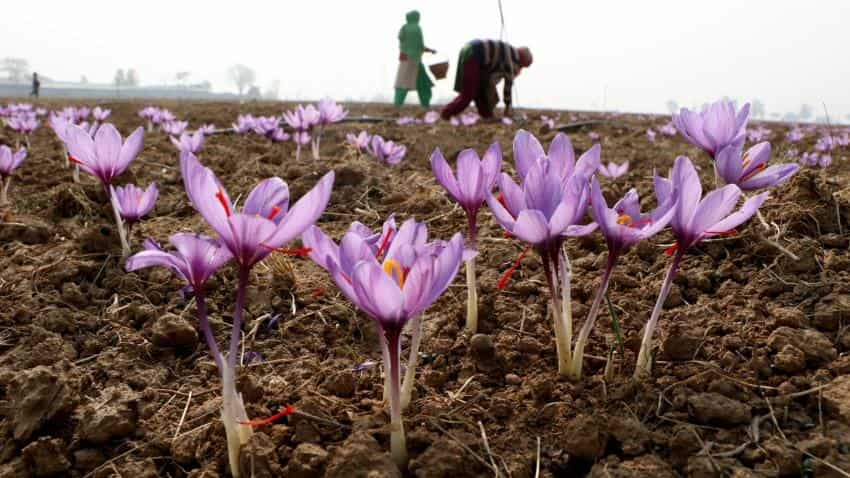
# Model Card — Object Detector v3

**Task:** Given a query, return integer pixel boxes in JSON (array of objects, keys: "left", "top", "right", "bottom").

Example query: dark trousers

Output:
[{"left": 441, "top": 58, "right": 494, "bottom": 119}]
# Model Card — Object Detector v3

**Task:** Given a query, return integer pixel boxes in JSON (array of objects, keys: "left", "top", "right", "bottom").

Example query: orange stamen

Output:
[
  {"left": 664, "top": 242, "right": 679, "bottom": 256},
  {"left": 616, "top": 214, "right": 633, "bottom": 227},
  {"left": 382, "top": 259, "right": 405, "bottom": 287},
  {"left": 215, "top": 190, "right": 231, "bottom": 217},
  {"left": 267, "top": 206, "right": 281, "bottom": 220},
  {"left": 239, "top": 405, "right": 295, "bottom": 427},
  {"left": 497, "top": 245, "right": 531, "bottom": 290},
  {"left": 375, "top": 228, "right": 394, "bottom": 259}
]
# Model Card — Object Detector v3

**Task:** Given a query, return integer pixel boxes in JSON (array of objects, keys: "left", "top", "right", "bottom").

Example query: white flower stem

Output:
[
  {"left": 544, "top": 246, "right": 572, "bottom": 376},
  {"left": 109, "top": 193, "right": 131, "bottom": 258},
  {"left": 73, "top": 165, "right": 80, "bottom": 183},
  {"left": 569, "top": 253, "right": 616, "bottom": 381},
  {"left": 62, "top": 145, "right": 68, "bottom": 167},
  {"left": 221, "top": 356, "right": 253, "bottom": 478},
  {"left": 384, "top": 328, "right": 408, "bottom": 467},
  {"left": 0, "top": 177, "right": 10, "bottom": 206},
  {"left": 400, "top": 316, "right": 422, "bottom": 410},
  {"left": 464, "top": 257, "right": 478, "bottom": 333},
  {"left": 380, "top": 329, "right": 391, "bottom": 403},
  {"left": 635, "top": 250, "right": 683, "bottom": 379}
]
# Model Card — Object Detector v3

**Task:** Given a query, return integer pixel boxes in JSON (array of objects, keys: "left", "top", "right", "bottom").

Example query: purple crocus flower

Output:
[
  {"left": 162, "top": 120, "right": 188, "bottom": 136},
  {"left": 367, "top": 135, "right": 406, "bottom": 165},
  {"left": 180, "top": 151, "right": 334, "bottom": 269},
  {"left": 199, "top": 123, "right": 217, "bottom": 135},
  {"left": 305, "top": 216, "right": 464, "bottom": 465},
  {"left": 283, "top": 105, "right": 320, "bottom": 160},
  {"left": 74, "top": 106, "right": 91, "bottom": 122},
  {"left": 785, "top": 128, "right": 804, "bottom": 143},
  {"left": 268, "top": 128, "right": 290, "bottom": 143},
  {"left": 746, "top": 125, "right": 771, "bottom": 143},
  {"left": 109, "top": 183, "right": 158, "bottom": 226},
  {"left": 65, "top": 123, "right": 144, "bottom": 186},
  {"left": 317, "top": 98, "right": 348, "bottom": 125},
  {"left": 171, "top": 130, "right": 205, "bottom": 154},
  {"left": 6, "top": 115, "right": 39, "bottom": 135},
  {"left": 423, "top": 111, "right": 440, "bottom": 124},
  {"left": 395, "top": 116, "right": 416, "bottom": 126},
  {"left": 818, "top": 154, "right": 832, "bottom": 168},
  {"left": 658, "top": 121, "right": 677, "bottom": 136},
  {"left": 232, "top": 114, "right": 256, "bottom": 134},
  {"left": 35, "top": 108, "right": 47, "bottom": 117},
  {"left": 180, "top": 152, "right": 333, "bottom": 470},
  {"left": 636, "top": 156, "right": 767, "bottom": 377},
  {"left": 431, "top": 143, "right": 502, "bottom": 332},
  {"left": 346, "top": 131, "right": 372, "bottom": 152},
  {"left": 646, "top": 129, "right": 657, "bottom": 143},
  {"left": 672, "top": 100, "right": 750, "bottom": 157},
  {"left": 460, "top": 112, "right": 479, "bottom": 126},
  {"left": 800, "top": 151, "right": 819, "bottom": 167},
  {"left": 252, "top": 116, "right": 281, "bottom": 138},
  {"left": 597, "top": 161, "right": 629, "bottom": 179},
  {"left": 567, "top": 178, "right": 675, "bottom": 379},
  {"left": 487, "top": 130, "right": 599, "bottom": 376},
  {"left": 0, "top": 145, "right": 27, "bottom": 206},
  {"left": 92, "top": 107, "right": 111, "bottom": 122},
  {"left": 502, "top": 117, "right": 514, "bottom": 126},
  {"left": 715, "top": 142, "right": 799, "bottom": 190},
  {"left": 125, "top": 232, "right": 239, "bottom": 469},
  {"left": 449, "top": 116, "right": 460, "bottom": 127},
  {"left": 154, "top": 109, "right": 175, "bottom": 125}
]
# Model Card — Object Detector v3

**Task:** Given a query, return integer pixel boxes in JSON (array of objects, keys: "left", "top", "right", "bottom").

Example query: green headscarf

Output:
[{"left": 398, "top": 10, "right": 425, "bottom": 63}]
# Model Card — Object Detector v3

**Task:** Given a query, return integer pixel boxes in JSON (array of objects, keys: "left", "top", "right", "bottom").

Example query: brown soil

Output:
[{"left": 1, "top": 100, "right": 849, "bottom": 477}]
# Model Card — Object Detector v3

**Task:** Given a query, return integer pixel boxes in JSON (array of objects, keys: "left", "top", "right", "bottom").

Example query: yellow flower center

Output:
[{"left": 616, "top": 214, "right": 633, "bottom": 227}]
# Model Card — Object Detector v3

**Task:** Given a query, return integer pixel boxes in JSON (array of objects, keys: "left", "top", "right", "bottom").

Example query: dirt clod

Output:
[
  {"left": 687, "top": 392, "right": 751, "bottom": 426},
  {"left": 6, "top": 366, "right": 75, "bottom": 441},
  {"left": 283, "top": 443, "right": 328, "bottom": 478},
  {"left": 767, "top": 326, "right": 837, "bottom": 366},
  {"left": 773, "top": 344, "right": 807, "bottom": 373},
  {"left": 150, "top": 312, "right": 199, "bottom": 348},
  {"left": 22, "top": 437, "right": 70, "bottom": 477},
  {"left": 323, "top": 432, "right": 400, "bottom": 478},
  {"left": 823, "top": 375, "right": 850, "bottom": 422},
  {"left": 563, "top": 414, "right": 608, "bottom": 461},
  {"left": 76, "top": 384, "right": 139, "bottom": 444}
]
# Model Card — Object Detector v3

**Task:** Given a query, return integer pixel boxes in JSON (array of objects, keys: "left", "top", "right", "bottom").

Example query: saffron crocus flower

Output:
[
  {"left": 124, "top": 233, "right": 240, "bottom": 473},
  {"left": 486, "top": 130, "right": 600, "bottom": 375},
  {"left": 252, "top": 116, "right": 281, "bottom": 138},
  {"left": 368, "top": 135, "right": 406, "bottom": 165},
  {"left": 672, "top": 100, "right": 750, "bottom": 158},
  {"left": 460, "top": 112, "right": 479, "bottom": 126},
  {"left": 346, "top": 131, "right": 371, "bottom": 152},
  {"left": 431, "top": 143, "right": 502, "bottom": 332},
  {"left": 92, "top": 106, "right": 111, "bottom": 122},
  {"left": 317, "top": 98, "right": 348, "bottom": 125},
  {"left": 747, "top": 125, "right": 771, "bottom": 143},
  {"left": 597, "top": 161, "right": 629, "bottom": 179},
  {"left": 635, "top": 156, "right": 767, "bottom": 377},
  {"left": 818, "top": 154, "right": 832, "bottom": 168},
  {"left": 162, "top": 120, "right": 188, "bottom": 136},
  {"left": 283, "top": 104, "right": 320, "bottom": 160},
  {"left": 502, "top": 117, "right": 514, "bottom": 126},
  {"left": 108, "top": 183, "right": 157, "bottom": 257},
  {"left": 65, "top": 123, "right": 144, "bottom": 186},
  {"left": 232, "top": 114, "right": 256, "bottom": 134},
  {"left": 6, "top": 115, "right": 39, "bottom": 145},
  {"left": 450, "top": 116, "right": 460, "bottom": 127},
  {"left": 568, "top": 178, "right": 675, "bottom": 380},
  {"left": 305, "top": 216, "right": 465, "bottom": 466},
  {"left": 658, "top": 121, "right": 677, "bottom": 136},
  {"left": 646, "top": 129, "right": 657, "bottom": 142},
  {"left": 35, "top": 108, "right": 47, "bottom": 117},
  {"left": 0, "top": 145, "right": 26, "bottom": 206},
  {"left": 715, "top": 142, "right": 799, "bottom": 190},
  {"left": 74, "top": 106, "right": 91, "bottom": 122},
  {"left": 199, "top": 123, "right": 217, "bottom": 135},
  {"left": 181, "top": 151, "right": 333, "bottom": 475},
  {"left": 395, "top": 116, "right": 416, "bottom": 126},
  {"left": 268, "top": 128, "right": 290, "bottom": 143},
  {"left": 423, "top": 111, "right": 440, "bottom": 124},
  {"left": 171, "top": 130, "right": 205, "bottom": 154}
]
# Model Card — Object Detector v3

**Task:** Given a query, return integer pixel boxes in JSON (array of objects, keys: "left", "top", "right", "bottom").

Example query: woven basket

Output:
[{"left": 429, "top": 61, "right": 449, "bottom": 80}]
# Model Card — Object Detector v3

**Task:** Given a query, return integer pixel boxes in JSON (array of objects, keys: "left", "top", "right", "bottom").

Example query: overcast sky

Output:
[{"left": 3, "top": 0, "right": 849, "bottom": 119}]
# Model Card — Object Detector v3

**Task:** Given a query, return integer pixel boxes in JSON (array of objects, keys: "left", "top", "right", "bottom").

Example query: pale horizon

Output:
[{"left": 3, "top": 0, "right": 849, "bottom": 121}]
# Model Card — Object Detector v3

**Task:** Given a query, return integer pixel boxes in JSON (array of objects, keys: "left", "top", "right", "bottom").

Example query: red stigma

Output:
[
  {"left": 259, "top": 245, "right": 312, "bottom": 256},
  {"left": 741, "top": 163, "right": 767, "bottom": 182},
  {"left": 68, "top": 154, "right": 82, "bottom": 165},
  {"left": 311, "top": 288, "right": 325, "bottom": 297},
  {"left": 375, "top": 228, "right": 394, "bottom": 259},
  {"left": 503, "top": 231, "right": 514, "bottom": 238},
  {"left": 497, "top": 245, "right": 531, "bottom": 290},
  {"left": 664, "top": 242, "right": 679, "bottom": 256},
  {"left": 215, "top": 190, "right": 231, "bottom": 217},
  {"left": 496, "top": 193, "right": 507, "bottom": 209},
  {"left": 267, "top": 206, "right": 282, "bottom": 220},
  {"left": 239, "top": 405, "right": 295, "bottom": 427}
]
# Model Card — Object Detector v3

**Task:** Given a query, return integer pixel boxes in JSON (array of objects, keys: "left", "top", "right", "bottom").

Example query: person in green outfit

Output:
[{"left": 394, "top": 10, "right": 436, "bottom": 108}]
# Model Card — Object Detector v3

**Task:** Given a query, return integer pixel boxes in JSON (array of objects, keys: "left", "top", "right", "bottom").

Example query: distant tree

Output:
[
  {"left": 126, "top": 69, "right": 140, "bottom": 86},
  {"left": 770, "top": 112, "right": 781, "bottom": 119},
  {"left": 196, "top": 80, "right": 212, "bottom": 91},
  {"left": 114, "top": 69, "right": 125, "bottom": 87},
  {"left": 263, "top": 79, "right": 281, "bottom": 100},
  {"left": 666, "top": 100, "right": 679, "bottom": 114},
  {"left": 175, "top": 71, "right": 190, "bottom": 85},
  {"left": 227, "top": 64, "right": 256, "bottom": 97},
  {"left": 799, "top": 104, "right": 813, "bottom": 121},
  {"left": 246, "top": 85, "right": 262, "bottom": 99},
  {"left": 782, "top": 112, "right": 798, "bottom": 122},
  {"left": 751, "top": 99, "right": 765, "bottom": 119},
  {"left": 1, "top": 57, "right": 31, "bottom": 83},
  {"left": 80, "top": 75, "right": 89, "bottom": 84}
]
